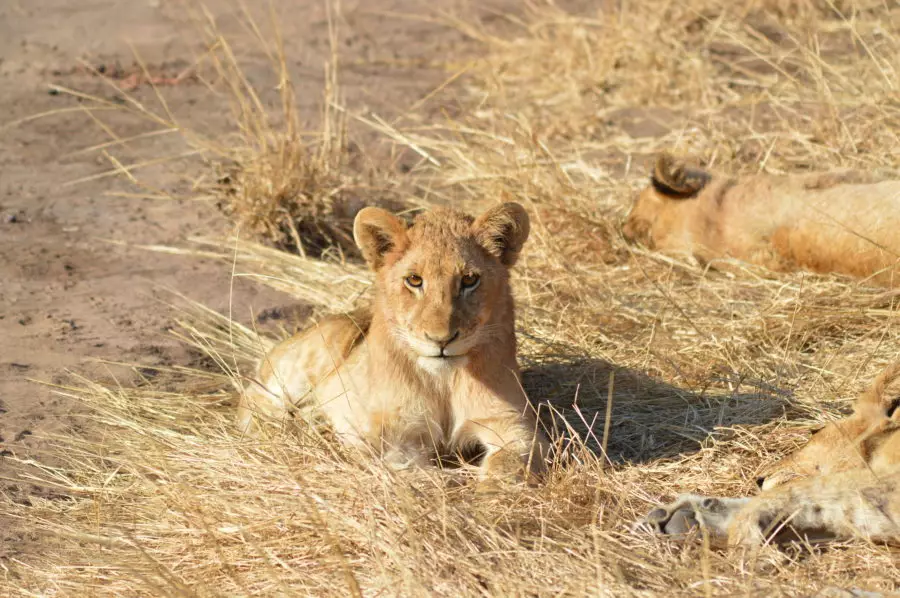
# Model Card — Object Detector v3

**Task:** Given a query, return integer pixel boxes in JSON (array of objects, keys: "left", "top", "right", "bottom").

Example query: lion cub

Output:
[
  {"left": 237, "top": 203, "right": 550, "bottom": 480},
  {"left": 640, "top": 362, "right": 900, "bottom": 547},
  {"left": 623, "top": 154, "right": 900, "bottom": 286}
]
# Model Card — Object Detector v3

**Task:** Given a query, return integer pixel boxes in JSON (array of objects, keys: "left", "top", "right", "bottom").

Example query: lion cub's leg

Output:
[
  {"left": 452, "top": 390, "right": 550, "bottom": 483},
  {"left": 640, "top": 471, "right": 900, "bottom": 547},
  {"left": 237, "top": 314, "right": 367, "bottom": 436},
  {"left": 725, "top": 470, "right": 900, "bottom": 547},
  {"left": 365, "top": 408, "right": 444, "bottom": 470},
  {"left": 638, "top": 494, "right": 750, "bottom": 544}
]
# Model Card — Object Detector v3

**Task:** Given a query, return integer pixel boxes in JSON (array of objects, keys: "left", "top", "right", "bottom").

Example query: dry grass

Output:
[
  {"left": 195, "top": 6, "right": 408, "bottom": 259},
  {"left": 49, "top": 3, "right": 406, "bottom": 259},
  {"left": 6, "top": 0, "right": 900, "bottom": 595}
]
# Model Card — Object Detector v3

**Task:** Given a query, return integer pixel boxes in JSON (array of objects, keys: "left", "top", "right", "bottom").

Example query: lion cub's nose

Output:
[{"left": 425, "top": 330, "right": 459, "bottom": 347}]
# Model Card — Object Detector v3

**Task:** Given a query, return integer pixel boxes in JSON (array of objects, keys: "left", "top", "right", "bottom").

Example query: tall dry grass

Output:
[
  {"left": 5, "top": 0, "right": 900, "bottom": 595},
  {"left": 50, "top": 2, "right": 406, "bottom": 259}
]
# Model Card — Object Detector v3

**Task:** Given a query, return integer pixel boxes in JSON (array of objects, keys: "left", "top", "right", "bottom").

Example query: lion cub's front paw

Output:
[
  {"left": 636, "top": 494, "right": 705, "bottom": 536},
  {"left": 636, "top": 494, "right": 750, "bottom": 541},
  {"left": 480, "top": 448, "right": 546, "bottom": 487}
]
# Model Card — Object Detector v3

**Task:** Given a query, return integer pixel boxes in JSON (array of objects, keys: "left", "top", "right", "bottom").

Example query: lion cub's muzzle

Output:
[
  {"left": 404, "top": 328, "right": 476, "bottom": 371},
  {"left": 424, "top": 330, "right": 460, "bottom": 357},
  {"left": 622, "top": 217, "right": 653, "bottom": 247}
]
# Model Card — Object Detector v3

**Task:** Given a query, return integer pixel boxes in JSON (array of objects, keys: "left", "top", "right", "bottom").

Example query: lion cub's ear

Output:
[
  {"left": 651, "top": 153, "right": 711, "bottom": 199},
  {"left": 854, "top": 361, "right": 900, "bottom": 422},
  {"left": 353, "top": 207, "right": 409, "bottom": 270},
  {"left": 472, "top": 202, "right": 530, "bottom": 267}
]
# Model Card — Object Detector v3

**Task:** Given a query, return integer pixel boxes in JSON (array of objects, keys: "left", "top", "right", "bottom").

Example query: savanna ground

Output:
[{"left": 2, "top": 0, "right": 900, "bottom": 595}]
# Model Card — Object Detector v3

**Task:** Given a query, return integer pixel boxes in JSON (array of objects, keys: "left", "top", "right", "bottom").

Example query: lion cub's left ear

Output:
[
  {"left": 854, "top": 360, "right": 900, "bottom": 422},
  {"left": 472, "top": 202, "right": 530, "bottom": 267}
]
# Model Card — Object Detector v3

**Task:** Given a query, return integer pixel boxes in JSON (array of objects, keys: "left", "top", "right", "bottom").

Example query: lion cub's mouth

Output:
[
  {"left": 400, "top": 330, "right": 473, "bottom": 368},
  {"left": 417, "top": 354, "right": 469, "bottom": 373}
]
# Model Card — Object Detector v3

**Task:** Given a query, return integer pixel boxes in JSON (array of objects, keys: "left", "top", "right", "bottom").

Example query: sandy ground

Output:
[{"left": 0, "top": 0, "right": 546, "bottom": 540}]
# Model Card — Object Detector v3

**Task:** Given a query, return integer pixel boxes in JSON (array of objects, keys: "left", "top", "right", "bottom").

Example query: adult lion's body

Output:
[
  {"left": 641, "top": 362, "right": 900, "bottom": 547},
  {"left": 623, "top": 155, "right": 900, "bottom": 286},
  {"left": 238, "top": 204, "right": 549, "bottom": 479}
]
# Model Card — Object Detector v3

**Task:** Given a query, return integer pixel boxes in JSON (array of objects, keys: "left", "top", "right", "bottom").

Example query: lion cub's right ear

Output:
[
  {"left": 651, "top": 153, "right": 711, "bottom": 199},
  {"left": 353, "top": 207, "right": 409, "bottom": 270}
]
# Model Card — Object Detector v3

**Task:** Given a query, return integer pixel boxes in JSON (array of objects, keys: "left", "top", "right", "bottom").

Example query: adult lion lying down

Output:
[
  {"left": 623, "top": 155, "right": 900, "bottom": 286},
  {"left": 238, "top": 203, "right": 550, "bottom": 481},
  {"left": 639, "top": 362, "right": 900, "bottom": 547}
]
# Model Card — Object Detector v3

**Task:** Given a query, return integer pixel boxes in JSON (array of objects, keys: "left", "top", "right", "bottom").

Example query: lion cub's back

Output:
[
  {"left": 261, "top": 309, "right": 370, "bottom": 383},
  {"left": 239, "top": 310, "right": 371, "bottom": 430},
  {"left": 771, "top": 179, "right": 900, "bottom": 281}
]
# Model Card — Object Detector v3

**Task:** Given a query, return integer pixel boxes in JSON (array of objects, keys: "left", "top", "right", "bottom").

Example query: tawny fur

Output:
[
  {"left": 622, "top": 154, "right": 900, "bottom": 286},
  {"left": 641, "top": 361, "right": 900, "bottom": 547},
  {"left": 237, "top": 203, "right": 550, "bottom": 481}
]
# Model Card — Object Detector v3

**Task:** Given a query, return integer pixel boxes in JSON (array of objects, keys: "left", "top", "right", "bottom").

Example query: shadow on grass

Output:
[{"left": 522, "top": 352, "right": 790, "bottom": 464}]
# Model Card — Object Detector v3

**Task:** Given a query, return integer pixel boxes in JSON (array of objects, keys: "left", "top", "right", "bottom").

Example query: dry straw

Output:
[{"left": 5, "top": 0, "right": 900, "bottom": 595}]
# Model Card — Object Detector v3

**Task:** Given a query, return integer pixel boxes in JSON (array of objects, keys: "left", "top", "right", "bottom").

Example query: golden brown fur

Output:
[
  {"left": 640, "top": 362, "right": 900, "bottom": 547},
  {"left": 623, "top": 154, "right": 900, "bottom": 286},
  {"left": 237, "top": 203, "right": 550, "bottom": 480}
]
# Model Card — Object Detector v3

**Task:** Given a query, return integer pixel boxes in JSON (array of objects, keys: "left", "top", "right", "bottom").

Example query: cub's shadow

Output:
[{"left": 521, "top": 353, "right": 790, "bottom": 464}]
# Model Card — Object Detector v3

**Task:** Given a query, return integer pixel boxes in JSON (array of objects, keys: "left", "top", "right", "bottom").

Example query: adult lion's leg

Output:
[{"left": 725, "top": 470, "right": 900, "bottom": 547}]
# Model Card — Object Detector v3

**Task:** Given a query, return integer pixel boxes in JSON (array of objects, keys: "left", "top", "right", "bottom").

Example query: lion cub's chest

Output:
[{"left": 335, "top": 341, "right": 474, "bottom": 445}]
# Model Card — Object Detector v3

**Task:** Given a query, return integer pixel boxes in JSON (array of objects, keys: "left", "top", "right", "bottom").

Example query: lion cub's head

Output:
[
  {"left": 757, "top": 362, "right": 900, "bottom": 491},
  {"left": 352, "top": 203, "right": 529, "bottom": 372},
  {"left": 622, "top": 153, "right": 712, "bottom": 248}
]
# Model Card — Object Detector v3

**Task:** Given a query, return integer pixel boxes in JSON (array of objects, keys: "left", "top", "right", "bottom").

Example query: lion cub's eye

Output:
[
  {"left": 461, "top": 273, "right": 480, "bottom": 289},
  {"left": 405, "top": 274, "right": 423, "bottom": 289}
]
